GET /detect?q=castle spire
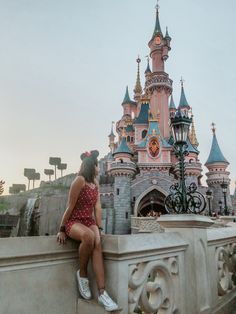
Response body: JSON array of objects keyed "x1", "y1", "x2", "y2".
[
  {"x1": 169, "y1": 95, "x2": 176, "y2": 109},
  {"x1": 145, "y1": 57, "x2": 151, "y2": 74},
  {"x1": 165, "y1": 26, "x2": 171, "y2": 39},
  {"x1": 152, "y1": 0, "x2": 162, "y2": 38},
  {"x1": 122, "y1": 86, "x2": 132, "y2": 104},
  {"x1": 189, "y1": 113, "x2": 199, "y2": 148},
  {"x1": 179, "y1": 78, "x2": 190, "y2": 109},
  {"x1": 205, "y1": 123, "x2": 229, "y2": 165},
  {"x1": 108, "y1": 121, "x2": 115, "y2": 138},
  {"x1": 133, "y1": 56, "x2": 142, "y2": 98}
]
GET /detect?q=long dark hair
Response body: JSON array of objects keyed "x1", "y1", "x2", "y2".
[{"x1": 78, "y1": 150, "x2": 99, "y2": 183}]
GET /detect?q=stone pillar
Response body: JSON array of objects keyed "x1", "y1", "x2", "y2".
[{"x1": 158, "y1": 214, "x2": 214, "y2": 314}]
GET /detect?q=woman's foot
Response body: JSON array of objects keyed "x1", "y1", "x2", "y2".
[
  {"x1": 98, "y1": 290, "x2": 119, "y2": 311},
  {"x1": 77, "y1": 269, "x2": 92, "y2": 300}
]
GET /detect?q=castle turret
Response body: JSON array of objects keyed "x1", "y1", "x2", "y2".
[
  {"x1": 122, "y1": 86, "x2": 137, "y2": 117},
  {"x1": 110, "y1": 134, "x2": 136, "y2": 234},
  {"x1": 205, "y1": 123, "x2": 232, "y2": 212},
  {"x1": 145, "y1": 4, "x2": 172, "y2": 138}
]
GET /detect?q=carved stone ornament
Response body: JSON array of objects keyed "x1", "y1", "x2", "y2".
[
  {"x1": 129, "y1": 257, "x2": 180, "y2": 313},
  {"x1": 215, "y1": 243, "x2": 236, "y2": 296}
]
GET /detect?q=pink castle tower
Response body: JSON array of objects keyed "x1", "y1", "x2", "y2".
[{"x1": 100, "y1": 3, "x2": 204, "y2": 234}]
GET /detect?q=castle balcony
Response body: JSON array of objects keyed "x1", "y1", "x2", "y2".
[{"x1": 145, "y1": 71, "x2": 173, "y2": 93}]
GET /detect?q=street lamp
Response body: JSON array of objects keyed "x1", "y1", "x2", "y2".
[
  {"x1": 220, "y1": 180, "x2": 229, "y2": 216},
  {"x1": 206, "y1": 189, "x2": 213, "y2": 217},
  {"x1": 218, "y1": 200, "x2": 223, "y2": 215},
  {"x1": 165, "y1": 109, "x2": 206, "y2": 214}
]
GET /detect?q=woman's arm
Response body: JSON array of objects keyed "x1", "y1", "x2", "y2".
[
  {"x1": 94, "y1": 179, "x2": 102, "y2": 229},
  {"x1": 59, "y1": 175, "x2": 85, "y2": 229}
]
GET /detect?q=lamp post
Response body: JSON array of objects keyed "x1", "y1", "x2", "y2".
[
  {"x1": 218, "y1": 200, "x2": 223, "y2": 215},
  {"x1": 206, "y1": 189, "x2": 213, "y2": 217},
  {"x1": 165, "y1": 109, "x2": 206, "y2": 214},
  {"x1": 220, "y1": 180, "x2": 229, "y2": 216}
]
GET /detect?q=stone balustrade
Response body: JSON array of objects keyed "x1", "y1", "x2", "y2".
[{"x1": 0, "y1": 216, "x2": 236, "y2": 314}]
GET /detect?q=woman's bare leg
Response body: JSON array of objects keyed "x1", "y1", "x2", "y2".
[
  {"x1": 89, "y1": 225, "x2": 105, "y2": 292},
  {"x1": 69, "y1": 223, "x2": 95, "y2": 277}
]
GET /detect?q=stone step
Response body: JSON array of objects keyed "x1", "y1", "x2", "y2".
[{"x1": 77, "y1": 298, "x2": 122, "y2": 314}]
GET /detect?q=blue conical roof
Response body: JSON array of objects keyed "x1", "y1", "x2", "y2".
[
  {"x1": 122, "y1": 86, "x2": 131, "y2": 104},
  {"x1": 122, "y1": 86, "x2": 136, "y2": 106},
  {"x1": 179, "y1": 85, "x2": 190, "y2": 108},
  {"x1": 113, "y1": 137, "x2": 132, "y2": 155},
  {"x1": 145, "y1": 59, "x2": 151, "y2": 74},
  {"x1": 205, "y1": 132, "x2": 228, "y2": 165},
  {"x1": 135, "y1": 103, "x2": 149, "y2": 124},
  {"x1": 165, "y1": 27, "x2": 171, "y2": 39},
  {"x1": 186, "y1": 138, "x2": 199, "y2": 154},
  {"x1": 169, "y1": 95, "x2": 176, "y2": 109}
]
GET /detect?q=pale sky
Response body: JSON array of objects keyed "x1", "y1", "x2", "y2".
[{"x1": 0, "y1": 0, "x2": 235, "y2": 195}]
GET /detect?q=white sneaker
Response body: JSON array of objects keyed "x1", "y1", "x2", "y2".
[
  {"x1": 98, "y1": 290, "x2": 119, "y2": 312},
  {"x1": 76, "y1": 270, "x2": 92, "y2": 300}
]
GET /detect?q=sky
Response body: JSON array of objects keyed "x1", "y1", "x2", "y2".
[{"x1": 0, "y1": 0, "x2": 235, "y2": 195}]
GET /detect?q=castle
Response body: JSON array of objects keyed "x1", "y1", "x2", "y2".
[{"x1": 98, "y1": 3, "x2": 233, "y2": 234}]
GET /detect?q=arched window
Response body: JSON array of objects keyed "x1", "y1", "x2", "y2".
[
  {"x1": 142, "y1": 130, "x2": 147, "y2": 139},
  {"x1": 127, "y1": 136, "x2": 131, "y2": 142}
]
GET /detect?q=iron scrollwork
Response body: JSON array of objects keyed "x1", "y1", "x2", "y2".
[{"x1": 165, "y1": 143, "x2": 206, "y2": 214}]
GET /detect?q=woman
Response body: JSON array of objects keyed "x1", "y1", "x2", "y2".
[{"x1": 57, "y1": 150, "x2": 118, "y2": 312}]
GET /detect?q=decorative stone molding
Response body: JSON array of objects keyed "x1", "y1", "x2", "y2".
[
  {"x1": 215, "y1": 243, "x2": 236, "y2": 296},
  {"x1": 131, "y1": 216, "x2": 165, "y2": 233},
  {"x1": 128, "y1": 258, "x2": 180, "y2": 314}
]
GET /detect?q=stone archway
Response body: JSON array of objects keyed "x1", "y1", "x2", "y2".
[{"x1": 134, "y1": 186, "x2": 168, "y2": 217}]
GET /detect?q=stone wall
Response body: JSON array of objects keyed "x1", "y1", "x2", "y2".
[{"x1": 0, "y1": 236, "x2": 79, "y2": 314}]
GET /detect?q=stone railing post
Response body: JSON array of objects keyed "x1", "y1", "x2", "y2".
[{"x1": 158, "y1": 214, "x2": 214, "y2": 314}]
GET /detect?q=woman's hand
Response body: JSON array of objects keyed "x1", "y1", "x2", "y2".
[{"x1": 57, "y1": 231, "x2": 67, "y2": 245}]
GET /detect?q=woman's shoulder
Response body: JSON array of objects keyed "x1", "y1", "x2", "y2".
[{"x1": 73, "y1": 175, "x2": 86, "y2": 187}]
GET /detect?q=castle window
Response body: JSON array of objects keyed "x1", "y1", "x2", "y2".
[
  {"x1": 142, "y1": 130, "x2": 148, "y2": 139},
  {"x1": 125, "y1": 212, "x2": 128, "y2": 219},
  {"x1": 116, "y1": 188, "x2": 120, "y2": 195},
  {"x1": 131, "y1": 137, "x2": 134, "y2": 142},
  {"x1": 119, "y1": 159, "x2": 124, "y2": 163},
  {"x1": 127, "y1": 136, "x2": 131, "y2": 142}
]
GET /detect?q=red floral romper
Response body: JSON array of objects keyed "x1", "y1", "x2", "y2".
[{"x1": 65, "y1": 183, "x2": 98, "y2": 236}]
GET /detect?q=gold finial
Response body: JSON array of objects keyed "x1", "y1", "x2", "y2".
[
  {"x1": 189, "y1": 113, "x2": 199, "y2": 147},
  {"x1": 211, "y1": 122, "x2": 216, "y2": 134},
  {"x1": 134, "y1": 56, "x2": 142, "y2": 96}
]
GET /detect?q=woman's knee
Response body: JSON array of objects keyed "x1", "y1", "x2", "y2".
[
  {"x1": 81, "y1": 230, "x2": 95, "y2": 247},
  {"x1": 94, "y1": 237, "x2": 102, "y2": 251}
]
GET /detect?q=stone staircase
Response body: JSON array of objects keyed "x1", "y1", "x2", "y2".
[{"x1": 78, "y1": 298, "x2": 122, "y2": 314}]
